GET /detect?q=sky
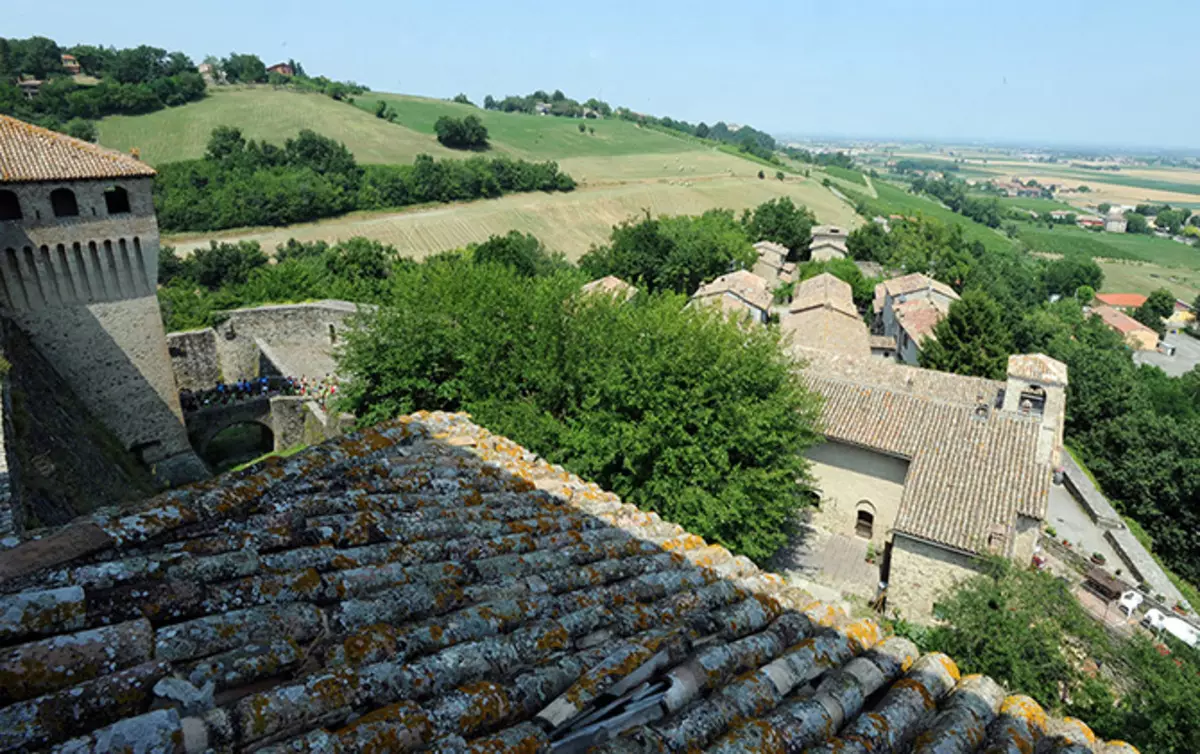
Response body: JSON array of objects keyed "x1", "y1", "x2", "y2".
[{"x1": 8, "y1": 0, "x2": 1199, "y2": 149}]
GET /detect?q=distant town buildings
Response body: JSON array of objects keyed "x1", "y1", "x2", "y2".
[
  {"x1": 874, "y1": 273, "x2": 960, "y2": 365},
  {"x1": 1105, "y1": 209, "x2": 1128, "y2": 234},
  {"x1": 690, "y1": 269, "x2": 771, "y2": 323}
]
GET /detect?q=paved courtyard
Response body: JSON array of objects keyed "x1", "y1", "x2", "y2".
[
  {"x1": 1046, "y1": 482, "x2": 1122, "y2": 568},
  {"x1": 771, "y1": 524, "x2": 881, "y2": 601},
  {"x1": 1134, "y1": 331, "x2": 1200, "y2": 377}
]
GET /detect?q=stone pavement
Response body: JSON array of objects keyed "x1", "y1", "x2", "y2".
[
  {"x1": 772, "y1": 524, "x2": 881, "y2": 602},
  {"x1": 1046, "y1": 483, "x2": 1122, "y2": 568},
  {"x1": 1134, "y1": 330, "x2": 1200, "y2": 377}
]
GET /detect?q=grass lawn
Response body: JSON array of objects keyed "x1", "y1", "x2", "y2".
[
  {"x1": 1049, "y1": 169, "x2": 1200, "y2": 197},
  {"x1": 823, "y1": 165, "x2": 867, "y2": 186},
  {"x1": 358, "y1": 92, "x2": 697, "y2": 162},
  {"x1": 1095, "y1": 259, "x2": 1200, "y2": 299},
  {"x1": 842, "y1": 181, "x2": 1014, "y2": 254},
  {"x1": 98, "y1": 87, "x2": 462, "y2": 165},
  {"x1": 1017, "y1": 222, "x2": 1200, "y2": 268},
  {"x1": 987, "y1": 195, "x2": 1081, "y2": 214}
]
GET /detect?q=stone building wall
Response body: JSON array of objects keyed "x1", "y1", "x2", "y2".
[
  {"x1": 166, "y1": 328, "x2": 220, "y2": 391},
  {"x1": 0, "y1": 176, "x2": 206, "y2": 485},
  {"x1": 887, "y1": 533, "x2": 981, "y2": 618},
  {"x1": 806, "y1": 441, "x2": 908, "y2": 548},
  {"x1": 210, "y1": 301, "x2": 361, "y2": 382}
]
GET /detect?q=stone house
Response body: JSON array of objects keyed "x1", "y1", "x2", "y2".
[
  {"x1": 809, "y1": 224, "x2": 849, "y2": 262},
  {"x1": 580, "y1": 275, "x2": 637, "y2": 301},
  {"x1": 798, "y1": 348, "x2": 1068, "y2": 617},
  {"x1": 0, "y1": 114, "x2": 206, "y2": 487},
  {"x1": 751, "y1": 240, "x2": 795, "y2": 288},
  {"x1": 1091, "y1": 304, "x2": 1159, "y2": 351},
  {"x1": 266, "y1": 62, "x2": 295, "y2": 77},
  {"x1": 874, "y1": 273, "x2": 960, "y2": 365},
  {"x1": 1105, "y1": 209, "x2": 1127, "y2": 233},
  {"x1": 781, "y1": 273, "x2": 868, "y2": 357},
  {"x1": 60, "y1": 54, "x2": 81, "y2": 75},
  {"x1": 690, "y1": 269, "x2": 772, "y2": 324}
]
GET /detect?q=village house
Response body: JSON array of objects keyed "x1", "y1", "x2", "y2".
[
  {"x1": 580, "y1": 274, "x2": 637, "y2": 301},
  {"x1": 60, "y1": 54, "x2": 81, "y2": 75},
  {"x1": 1093, "y1": 293, "x2": 1145, "y2": 312},
  {"x1": 1091, "y1": 304, "x2": 1159, "y2": 351},
  {"x1": 1076, "y1": 215, "x2": 1104, "y2": 229},
  {"x1": 1105, "y1": 209, "x2": 1127, "y2": 234},
  {"x1": 751, "y1": 240, "x2": 795, "y2": 287},
  {"x1": 16, "y1": 77, "x2": 42, "y2": 99},
  {"x1": 873, "y1": 273, "x2": 960, "y2": 365},
  {"x1": 266, "y1": 62, "x2": 295, "y2": 77},
  {"x1": 780, "y1": 273, "x2": 869, "y2": 357},
  {"x1": 690, "y1": 269, "x2": 771, "y2": 323},
  {"x1": 197, "y1": 62, "x2": 217, "y2": 84}
]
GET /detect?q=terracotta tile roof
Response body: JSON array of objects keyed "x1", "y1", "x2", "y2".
[
  {"x1": 790, "y1": 273, "x2": 857, "y2": 319},
  {"x1": 882, "y1": 272, "x2": 960, "y2": 302},
  {"x1": 782, "y1": 274, "x2": 869, "y2": 358},
  {"x1": 1094, "y1": 293, "x2": 1147, "y2": 309},
  {"x1": 1092, "y1": 305, "x2": 1156, "y2": 336},
  {"x1": 580, "y1": 275, "x2": 637, "y2": 300},
  {"x1": 753, "y1": 240, "x2": 790, "y2": 262},
  {"x1": 894, "y1": 297, "x2": 948, "y2": 342},
  {"x1": 0, "y1": 412, "x2": 1129, "y2": 753},
  {"x1": 0, "y1": 114, "x2": 156, "y2": 183},
  {"x1": 1008, "y1": 354, "x2": 1069, "y2": 386},
  {"x1": 692, "y1": 270, "x2": 772, "y2": 312}
]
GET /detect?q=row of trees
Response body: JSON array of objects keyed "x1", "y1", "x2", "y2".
[
  {"x1": 579, "y1": 197, "x2": 816, "y2": 295},
  {"x1": 482, "y1": 89, "x2": 613, "y2": 118},
  {"x1": 0, "y1": 36, "x2": 207, "y2": 136},
  {"x1": 911, "y1": 175, "x2": 1006, "y2": 227},
  {"x1": 205, "y1": 53, "x2": 367, "y2": 101},
  {"x1": 153, "y1": 127, "x2": 574, "y2": 232}
]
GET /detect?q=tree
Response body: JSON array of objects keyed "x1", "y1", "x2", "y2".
[
  {"x1": 919, "y1": 290, "x2": 1013, "y2": 379},
  {"x1": 757, "y1": 170, "x2": 765, "y2": 179},
  {"x1": 695, "y1": 122, "x2": 709, "y2": 139},
  {"x1": 471, "y1": 231, "x2": 562, "y2": 277},
  {"x1": 1156, "y1": 208, "x2": 1187, "y2": 235},
  {"x1": 578, "y1": 122, "x2": 586, "y2": 133},
  {"x1": 433, "y1": 114, "x2": 489, "y2": 149},
  {"x1": 336, "y1": 261, "x2": 824, "y2": 562},
  {"x1": 374, "y1": 100, "x2": 388, "y2": 118},
  {"x1": 1125, "y1": 211, "x2": 1150, "y2": 234},
  {"x1": 64, "y1": 117, "x2": 97, "y2": 142},
  {"x1": 1133, "y1": 287, "x2": 1175, "y2": 335},
  {"x1": 579, "y1": 209, "x2": 756, "y2": 295},
  {"x1": 741, "y1": 197, "x2": 815, "y2": 260},
  {"x1": 189, "y1": 240, "x2": 268, "y2": 290},
  {"x1": 1044, "y1": 257, "x2": 1103, "y2": 298},
  {"x1": 221, "y1": 53, "x2": 266, "y2": 84},
  {"x1": 483, "y1": 95, "x2": 496, "y2": 110},
  {"x1": 1097, "y1": 202, "x2": 1112, "y2": 215},
  {"x1": 1075, "y1": 285, "x2": 1095, "y2": 304},
  {"x1": 13, "y1": 36, "x2": 62, "y2": 79},
  {"x1": 846, "y1": 222, "x2": 891, "y2": 264},
  {"x1": 452, "y1": 93, "x2": 474, "y2": 106},
  {"x1": 775, "y1": 171, "x2": 785, "y2": 181}
]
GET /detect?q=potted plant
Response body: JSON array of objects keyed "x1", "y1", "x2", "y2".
[
  {"x1": 1091, "y1": 552, "x2": 1107, "y2": 565},
  {"x1": 1045, "y1": 525, "x2": 1057, "y2": 538}
]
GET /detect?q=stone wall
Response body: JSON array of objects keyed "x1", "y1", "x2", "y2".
[
  {"x1": 166, "y1": 328, "x2": 220, "y2": 391},
  {"x1": 807, "y1": 441, "x2": 908, "y2": 549},
  {"x1": 0, "y1": 318, "x2": 158, "y2": 529},
  {"x1": 210, "y1": 301, "x2": 361, "y2": 383},
  {"x1": 0, "y1": 176, "x2": 206, "y2": 486},
  {"x1": 1012, "y1": 514, "x2": 1041, "y2": 565},
  {"x1": 887, "y1": 533, "x2": 981, "y2": 619}
]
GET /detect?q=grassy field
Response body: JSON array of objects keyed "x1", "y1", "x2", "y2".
[
  {"x1": 1017, "y1": 223, "x2": 1200, "y2": 267},
  {"x1": 842, "y1": 181, "x2": 1014, "y2": 254},
  {"x1": 823, "y1": 165, "x2": 867, "y2": 186},
  {"x1": 166, "y1": 175, "x2": 861, "y2": 261},
  {"x1": 1094, "y1": 259, "x2": 1200, "y2": 299},
  {"x1": 989, "y1": 195, "x2": 1081, "y2": 214},
  {"x1": 98, "y1": 87, "x2": 464, "y2": 165}
]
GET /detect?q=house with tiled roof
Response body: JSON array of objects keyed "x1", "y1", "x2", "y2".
[
  {"x1": 751, "y1": 240, "x2": 795, "y2": 287},
  {"x1": 797, "y1": 346, "x2": 1069, "y2": 618},
  {"x1": 0, "y1": 411, "x2": 1135, "y2": 753},
  {"x1": 809, "y1": 225, "x2": 849, "y2": 262},
  {"x1": 874, "y1": 272, "x2": 960, "y2": 364},
  {"x1": 0, "y1": 114, "x2": 206, "y2": 498},
  {"x1": 580, "y1": 275, "x2": 637, "y2": 301},
  {"x1": 781, "y1": 273, "x2": 869, "y2": 358},
  {"x1": 1091, "y1": 304, "x2": 1159, "y2": 351},
  {"x1": 689, "y1": 270, "x2": 772, "y2": 324},
  {"x1": 1093, "y1": 293, "x2": 1147, "y2": 311}
]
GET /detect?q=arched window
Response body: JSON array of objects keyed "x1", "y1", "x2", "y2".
[
  {"x1": 855, "y1": 501, "x2": 875, "y2": 539},
  {"x1": 0, "y1": 190, "x2": 21, "y2": 221},
  {"x1": 104, "y1": 186, "x2": 131, "y2": 215},
  {"x1": 50, "y1": 188, "x2": 79, "y2": 218}
]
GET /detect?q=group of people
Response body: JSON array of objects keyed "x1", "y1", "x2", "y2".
[{"x1": 179, "y1": 373, "x2": 340, "y2": 412}]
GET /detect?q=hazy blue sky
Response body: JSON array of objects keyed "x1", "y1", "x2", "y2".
[{"x1": 8, "y1": 0, "x2": 1198, "y2": 148}]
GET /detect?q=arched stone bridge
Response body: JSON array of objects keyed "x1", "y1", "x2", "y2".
[{"x1": 184, "y1": 396, "x2": 310, "y2": 459}]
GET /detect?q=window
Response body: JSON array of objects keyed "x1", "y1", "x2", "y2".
[
  {"x1": 104, "y1": 186, "x2": 131, "y2": 215},
  {"x1": 0, "y1": 190, "x2": 21, "y2": 221},
  {"x1": 50, "y1": 188, "x2": 79, "y2": 218},
  {"x1": 855, "y1": 502, "x2": 875, "y2": 539}
]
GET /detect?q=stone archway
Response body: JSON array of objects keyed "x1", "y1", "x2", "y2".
[
  {"x1": 198, "y1": 420, "x2": 275, "y2": 472},
  {"x1": 855, "y1": 501, "x2": 876, "y2": 539}
]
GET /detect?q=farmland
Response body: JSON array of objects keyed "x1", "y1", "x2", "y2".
[
  {"x1": 1017, "y1": 223, "x2": 1200, "y2": 268},
  {"x1": 166, "y1": 174, "x2": 861, "y2": 261},
  {"x1": 840, "y1": 181, "x2": 1013, "y2": 254}
]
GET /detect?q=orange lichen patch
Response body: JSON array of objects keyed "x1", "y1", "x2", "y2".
[
  {"x1": 931, "y1": 653, "x2": 960, "y2": 682},
  {"x1": 330, "y1": 554, "x2": 361, "y2": 570},
  {"x1": 840, "y1": 618, "x2": 883, "y2": 652},
  {"x1": 805, "y1": 602, "x2": 846, "y2": 627},
  {"x1": 290, "y1": 568, "x2": 323, "y2": 595},
  {"x1": 662, "y1": 534, "x2": 707, "y2": 552},
  {"x1": 338, "y1": 625, "x2": 400, "y2": 667},
  {"x1": 1059, "y1": 717, "x2": 1096, "y2": 744},
  {"x1": 457, "y1": 681, "x2": 513, "y2": 734},
  {"x1": 893, "y1": 677, "x2": 938, "y2": 711},
  {"x1": 535, "y1": 625, "x2": 569, "y2": 653},
  {"x1": 999, "y1": 695, "x2": 1048, "y2": 733}
]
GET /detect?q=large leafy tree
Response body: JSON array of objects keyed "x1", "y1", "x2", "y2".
[
  {"x1": 580, "y1": 209, "x2": 756, "y2": 295},
  {"x1": 740, "y1": 197, "x2": 815, "y2": 260},
  {"x1": 337, "y1": 260, "x2": 823, "y2": 561},
  {"x1": 471, "y1": 231, "x2": 565, "y2": 277},
  {"x1": 919, "y1": 289, "x2": 1013, "y2": 379},
  {"x1": 433, "y1": 114, "x2": 489, "y2": 150},
  {"x1": 1043, "y1": 257, "x2": 1103, "y2": 298}
]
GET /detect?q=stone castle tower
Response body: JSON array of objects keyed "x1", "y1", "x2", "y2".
[{"x1": 0, "y1": 115, "x2": 206, "y2": 484}]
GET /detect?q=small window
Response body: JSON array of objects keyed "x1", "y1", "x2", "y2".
[
  {"x1": 0, "y1": 190, "x2": 21, "y2": 221},
  {"x1": 104, "y1": 186, "x2": 131, "y2": 215},
  {"x1": 50, "y1": 188, "x2": 79, "y2": 218},
  {"x1": 855, "y1": 504, "x2": 875, "y2": 539}
]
